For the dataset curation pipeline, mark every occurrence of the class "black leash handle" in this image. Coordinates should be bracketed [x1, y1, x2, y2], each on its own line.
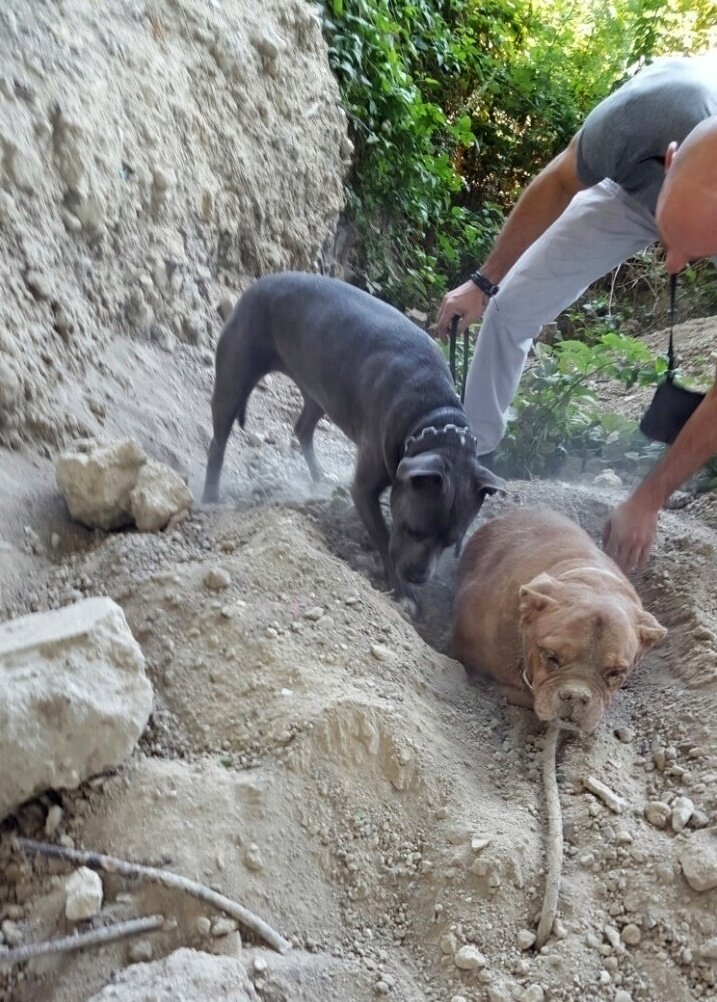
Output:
[667, 273, 678, 376]
[449, 314, 458, 384]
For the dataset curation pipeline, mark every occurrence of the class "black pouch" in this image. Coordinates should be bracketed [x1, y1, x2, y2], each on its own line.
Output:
[639, 376, 704, 445]
[639, 275, 705, 445]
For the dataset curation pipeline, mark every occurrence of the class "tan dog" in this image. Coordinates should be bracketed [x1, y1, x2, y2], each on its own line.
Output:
[453, 508, 667, 733]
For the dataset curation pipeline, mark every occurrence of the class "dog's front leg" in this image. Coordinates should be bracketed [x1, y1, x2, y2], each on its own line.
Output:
[350, 455, 393, 584]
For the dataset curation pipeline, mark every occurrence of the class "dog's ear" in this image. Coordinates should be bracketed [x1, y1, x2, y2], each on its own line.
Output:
[396, 452, 445, 490]
[636, 609, 667, 651]
[519, 574, 560, 624]
[472, 461, 506, 500]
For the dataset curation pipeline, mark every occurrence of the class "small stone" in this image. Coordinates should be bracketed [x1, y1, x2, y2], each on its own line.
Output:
[614, 726, 635, 743]
[1, 920, 23, 946]
[615, 992, 633, 1002]
[244, 843, 264, 872]
[454, 945, 486, 970]
[304, 606, 325, 621]
[678, 827, 717, 891]
[517, 929, 536, 950]
[45, 804, 64, 835]
[593, 469, 622, 489]
[152, 165, 177, 191]
[621, 924, 641, 946]
[65, 866, 103, 921]
[615, 829, 633, 845]
[440, 932, 457, 954]
[450, 996, 468, 1002]
[218, 296, 234, 320]
[519, 987, 545, 1002]
[128, 939, 153, 962]
[211, 917, 238, 937]
[204, 567, 231, 591]
[370, 643, 395, 662]
[253, 956, 268, 973]
[671, 796, 694, 833]
[25, 269, 52, 300]
[375, 981, 389, 995]
[195, 915, 211, 936]
[604, 925, 621, 949]
[583, 776, 625, 813]
[697, 938, 717, 961]
[644, 801, 671, 829]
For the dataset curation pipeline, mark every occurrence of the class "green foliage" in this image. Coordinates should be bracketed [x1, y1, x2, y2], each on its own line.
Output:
[496, 330, 670, 479]
[321, 0, 717, 306]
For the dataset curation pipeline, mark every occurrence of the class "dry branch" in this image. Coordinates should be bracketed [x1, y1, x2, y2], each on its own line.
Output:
[15, 838, 291, 955]
[0, 914, 164, 967]
[535, 722, 564, 949]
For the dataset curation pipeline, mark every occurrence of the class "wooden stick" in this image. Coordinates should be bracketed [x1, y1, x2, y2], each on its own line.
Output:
[0, 914, 164, 967]
[15, 838, 291, 955]
[535, 722, 564, 949]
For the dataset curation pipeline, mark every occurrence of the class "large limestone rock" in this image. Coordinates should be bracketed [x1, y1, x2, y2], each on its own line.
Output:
[0, 597, 153, 820]
[129, 460, 193, 532]
[679, 828, 717, 892]
[56, 439, 147, 530]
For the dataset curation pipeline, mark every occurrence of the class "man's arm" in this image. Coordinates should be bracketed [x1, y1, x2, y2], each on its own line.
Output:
[604, 381, 717, 572]
[435, 134, 587, 336]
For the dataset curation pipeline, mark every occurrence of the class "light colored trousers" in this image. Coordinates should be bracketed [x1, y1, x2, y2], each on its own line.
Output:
[464, 179, 660, 453]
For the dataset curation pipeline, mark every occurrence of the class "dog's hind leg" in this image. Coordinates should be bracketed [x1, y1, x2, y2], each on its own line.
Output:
[202, 318, 274, 503]
[294, 393, 326, 481]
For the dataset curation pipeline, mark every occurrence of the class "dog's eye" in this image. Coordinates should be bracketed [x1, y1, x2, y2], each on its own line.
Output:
[605, 667, 627, 684]
[539, 648, 561, 670]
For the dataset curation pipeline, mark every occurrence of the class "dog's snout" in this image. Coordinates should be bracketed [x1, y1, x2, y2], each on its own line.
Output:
[558, 685, 591, 705]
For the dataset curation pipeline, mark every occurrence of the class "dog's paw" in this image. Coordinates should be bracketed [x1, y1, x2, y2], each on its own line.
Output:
[395, 587, 420, 621]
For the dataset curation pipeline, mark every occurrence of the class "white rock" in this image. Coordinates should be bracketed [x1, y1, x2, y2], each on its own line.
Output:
[129, 461, 193, 532]
[670, 796, 694, 833]
[56, 439, 147, 530]
[644, 800, 671, 829]
[679, 828, 717, 891]
[204, 567, 231, 591]
[45, 804, 64, 835]
[593, 469, 623, 489]
[65, 866, 103, 921]
[615, 992, 633, 1002]
[583, 776, 625, 813]
[697, 937, 717, 961]
[0, 598, 153, 820]
[621, 923, 641, 946]
[370, 643, 395, 662]
[517, 929, 536, 950]
[519, 987, 545, 1002]
[453, 945, 486, 970]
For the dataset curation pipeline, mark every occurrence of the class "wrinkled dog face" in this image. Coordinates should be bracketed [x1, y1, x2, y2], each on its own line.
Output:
[389, 450, 504, 586]
[519, 571, 667, 733]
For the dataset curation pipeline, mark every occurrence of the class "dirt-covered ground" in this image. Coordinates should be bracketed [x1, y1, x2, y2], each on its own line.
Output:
[2, 3, 717, 1001]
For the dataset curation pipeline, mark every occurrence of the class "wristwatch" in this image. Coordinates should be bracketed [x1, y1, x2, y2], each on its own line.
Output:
[470, 270, 500, 298]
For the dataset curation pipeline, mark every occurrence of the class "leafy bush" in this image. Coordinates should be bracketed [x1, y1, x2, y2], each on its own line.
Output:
[322, 0, 717, 307]
[495, 331, 670, 480]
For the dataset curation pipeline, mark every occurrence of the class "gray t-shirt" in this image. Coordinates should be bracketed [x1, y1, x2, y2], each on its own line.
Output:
[577, 53, 717, 214]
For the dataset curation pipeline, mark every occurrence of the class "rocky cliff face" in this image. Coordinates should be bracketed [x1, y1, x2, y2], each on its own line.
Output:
[0, 0, 348, 446]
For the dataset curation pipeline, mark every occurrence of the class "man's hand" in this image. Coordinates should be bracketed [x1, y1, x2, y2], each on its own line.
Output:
[603, 496, 659, 574]
[435, 281, 488, 342]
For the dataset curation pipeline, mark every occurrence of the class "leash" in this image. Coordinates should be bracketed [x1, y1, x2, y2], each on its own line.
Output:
[448, 314, 471, 404]
[666, 272, 678, 377]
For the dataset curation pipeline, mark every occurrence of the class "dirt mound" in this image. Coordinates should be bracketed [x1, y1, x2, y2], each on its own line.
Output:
[2, 473, 717, 1002]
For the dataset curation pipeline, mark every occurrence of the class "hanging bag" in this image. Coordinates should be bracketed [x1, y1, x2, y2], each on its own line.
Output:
[639, 275, 705, 444]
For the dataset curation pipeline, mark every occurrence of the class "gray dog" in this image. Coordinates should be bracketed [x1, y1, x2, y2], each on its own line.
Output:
[203, 272, 504, 604]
